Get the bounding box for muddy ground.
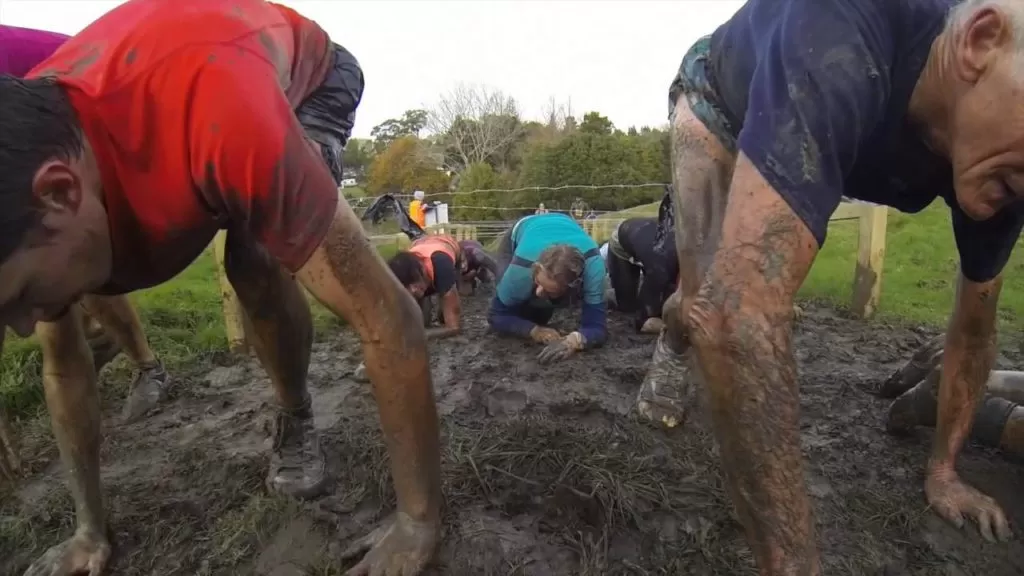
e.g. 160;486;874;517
3;292;1024;576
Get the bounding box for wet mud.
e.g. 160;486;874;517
3;293;1024;575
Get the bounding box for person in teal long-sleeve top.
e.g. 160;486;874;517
488;213;607;364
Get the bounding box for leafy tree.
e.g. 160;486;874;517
366;136;451;197
370;109;430;153
579;112;614;135
342;138;374;177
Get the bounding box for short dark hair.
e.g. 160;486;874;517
0;75;83;263
388;251;425;287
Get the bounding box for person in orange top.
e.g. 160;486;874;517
408;189;428;229
0;1;441;574
388;234;465;340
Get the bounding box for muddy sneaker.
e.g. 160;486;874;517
121;360;170;424
876;334;945;398
635;332;691;428
266;406;328;499
885;370;940;435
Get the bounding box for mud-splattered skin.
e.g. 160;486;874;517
667;98;820;574
925;276;1011;541
300;206;443;573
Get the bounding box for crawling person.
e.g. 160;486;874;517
604;217;679;334
0;24;170;425
458;239;499;295
639;0;1024;571
1;1;442;574
387;233;465;339
488;212;607;364
883;335;1024;461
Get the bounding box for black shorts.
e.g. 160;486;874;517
295;43;365;185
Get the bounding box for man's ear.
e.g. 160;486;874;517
32;160;82;214
955;5;1013;84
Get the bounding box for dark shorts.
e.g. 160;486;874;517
295;43;364;185
667;35;738;154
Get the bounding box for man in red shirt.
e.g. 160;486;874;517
0;2;441;575
0;24;170;427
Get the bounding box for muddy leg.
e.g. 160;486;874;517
876;333;945;398
224;230;326;499
81;294;170;423
24;307;112;576
887;368;1024;459
635;92;735;428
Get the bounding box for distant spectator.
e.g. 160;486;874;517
409;190;428;229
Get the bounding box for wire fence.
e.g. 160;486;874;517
351;183;668;244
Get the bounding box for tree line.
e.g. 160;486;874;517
342;84;671;221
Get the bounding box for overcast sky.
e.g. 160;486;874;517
0;0;744;139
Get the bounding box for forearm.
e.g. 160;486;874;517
930;276;1001;473
577;301;607;347
298;228;442;523
690;301;816;572
488;297;536;339
426;299;461;341
36;312;106;534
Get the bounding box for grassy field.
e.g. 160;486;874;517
2;200;1024;422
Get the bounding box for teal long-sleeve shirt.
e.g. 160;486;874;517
488;213;607;346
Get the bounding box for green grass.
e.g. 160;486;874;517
3;201;1024;422
604;199;1024;329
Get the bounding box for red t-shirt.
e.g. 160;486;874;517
28;0;340;294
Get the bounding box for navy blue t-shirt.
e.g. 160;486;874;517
708;0;1024;282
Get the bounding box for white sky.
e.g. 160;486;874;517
0;0;744;139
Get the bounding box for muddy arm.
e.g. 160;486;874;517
425;290;461;340
931;276;999;470
576;257;608;348
488;271;537;339
687;154;819;573
296;204;442;525
35;307;107;537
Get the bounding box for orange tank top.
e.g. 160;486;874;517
409;234;462;283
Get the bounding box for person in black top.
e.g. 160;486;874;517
639;0;1024;569
605;217;678;334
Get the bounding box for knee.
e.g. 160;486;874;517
224;231;279;288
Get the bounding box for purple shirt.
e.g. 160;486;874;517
0;24;68;77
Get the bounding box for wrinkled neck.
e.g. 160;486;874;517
909;31;956;158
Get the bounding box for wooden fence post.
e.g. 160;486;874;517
851;205;888;319
213;230;250;354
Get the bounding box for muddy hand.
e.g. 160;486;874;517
925;471;1011;542
529;326;561;344
341;512;440;576
537;331;585;365
24;531;111;576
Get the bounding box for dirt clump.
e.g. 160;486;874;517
3;294;1024;575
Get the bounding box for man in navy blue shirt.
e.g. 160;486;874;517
643;0;1024;572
